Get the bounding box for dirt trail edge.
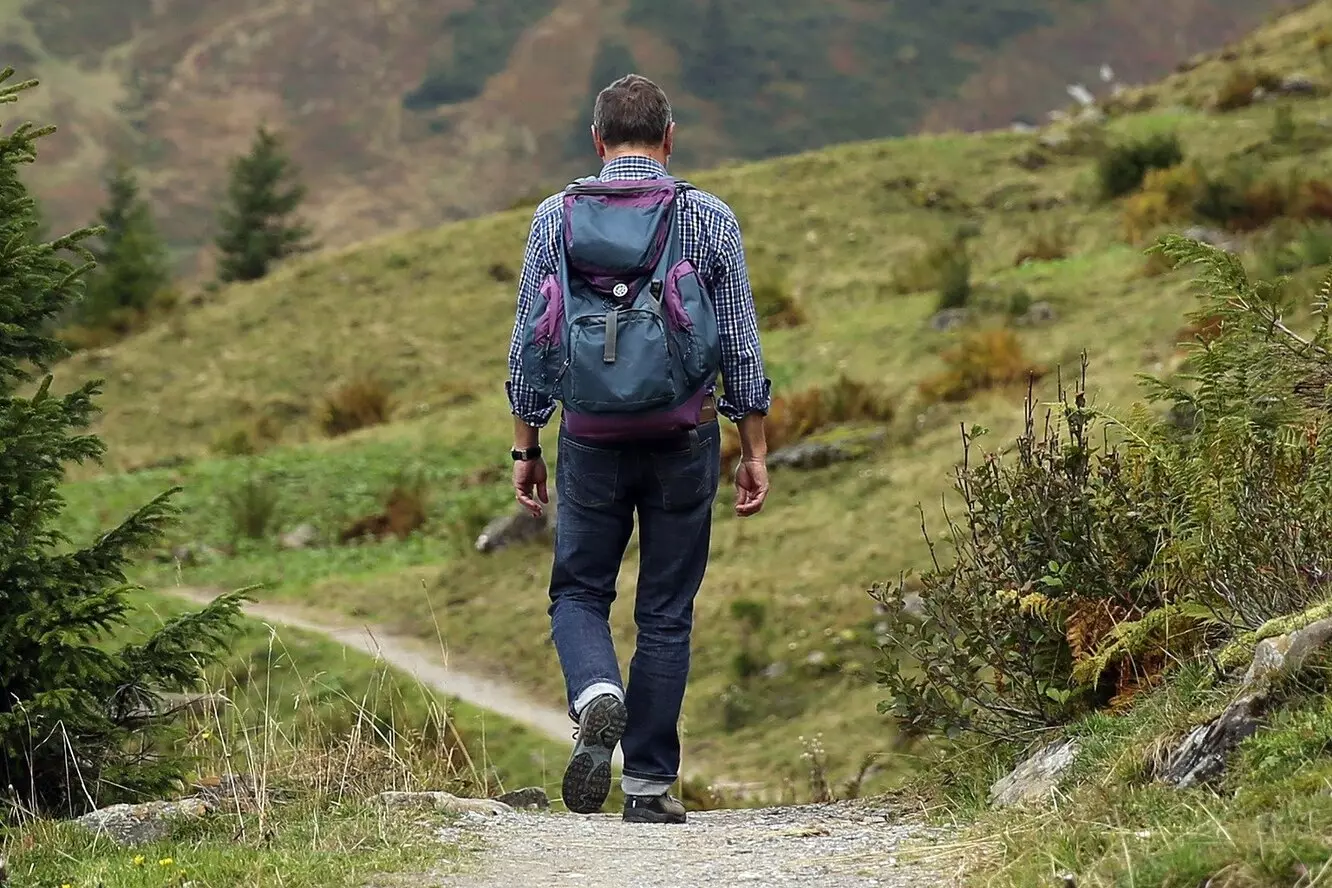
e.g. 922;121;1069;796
433;799;960;888
164;586;588;755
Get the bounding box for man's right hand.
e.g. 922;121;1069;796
734;457;769;517
514;458;549;517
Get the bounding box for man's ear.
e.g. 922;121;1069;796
592;126;606;160
663;121;675;159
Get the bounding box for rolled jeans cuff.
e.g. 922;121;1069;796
621;771;676;798
572;681;624;720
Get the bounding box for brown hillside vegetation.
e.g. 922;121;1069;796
2;0;1295;277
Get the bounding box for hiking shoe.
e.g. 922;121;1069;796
622;792;687;824
561;693;627;814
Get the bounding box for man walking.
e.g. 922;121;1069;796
505;74;771;824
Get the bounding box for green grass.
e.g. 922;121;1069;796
930;668;1332;887
0;589;569;888
3;800;463;888
120;589;569;800
46;0;1332;801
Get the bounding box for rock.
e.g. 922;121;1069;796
928;308;969;331
988;738;1079;808
279;523;318;550
75;798;213;846
1277;74;1319;96
1012;301;1058;327
1157;616;1332;788
768;441;856;471
1157;693;1263;788
475;505;553;553
373;791;510;816
1244;617;1332;690
495;787;549;810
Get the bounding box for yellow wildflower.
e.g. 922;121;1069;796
159;857;174;866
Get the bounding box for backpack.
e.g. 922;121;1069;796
518;175;722;441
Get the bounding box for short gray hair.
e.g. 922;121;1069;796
592;74;672;149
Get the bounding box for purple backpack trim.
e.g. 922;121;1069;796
533;274;564;347
563;386;710;441
663;259;696;331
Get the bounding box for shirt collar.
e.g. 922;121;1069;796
598;154;669;181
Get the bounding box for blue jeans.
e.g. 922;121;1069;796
548;420;721;797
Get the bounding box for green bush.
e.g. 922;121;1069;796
1097;132;1185;199
874;235;1332;739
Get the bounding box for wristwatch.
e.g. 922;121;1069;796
511;445;543;462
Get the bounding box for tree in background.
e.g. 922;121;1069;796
0;68;246;816
75;161;172;333
214;124;312;283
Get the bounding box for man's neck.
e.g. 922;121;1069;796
602;147;668;167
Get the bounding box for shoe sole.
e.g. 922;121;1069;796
562;696;627;815
622;809;687;825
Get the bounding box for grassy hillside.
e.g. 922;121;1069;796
50;0;1332;800
0;0;1296;273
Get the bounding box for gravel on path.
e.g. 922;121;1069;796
433;799;960;888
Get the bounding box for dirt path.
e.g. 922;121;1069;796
166;586;596;758
433;799;960;887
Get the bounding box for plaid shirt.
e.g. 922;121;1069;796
505;155;772;427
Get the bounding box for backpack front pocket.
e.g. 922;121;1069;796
566;308;679;412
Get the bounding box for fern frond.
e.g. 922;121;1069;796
1070;602;1221;687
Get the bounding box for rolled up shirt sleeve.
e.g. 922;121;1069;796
710;213;773;422
505;203;560;427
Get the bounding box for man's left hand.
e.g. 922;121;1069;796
514;458;549;517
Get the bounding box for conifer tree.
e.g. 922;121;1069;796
214;124;312;283
78;160;171;329
0;69;246;816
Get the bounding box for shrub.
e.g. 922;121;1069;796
1213;67;1281;112
720;374;894;466
0;71;245;815
225;474;283;544
918;329;1046;403
1014;226;1071;266
874;235;1332;740
1193;166;1305;232
873;375;1178;736
339;474;429;545
319;375;395;437
1097;132;1184;199
1121;163;1203;243
934;246;971;312
212;414;281;456
750;275;806;328
891;226;977;298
